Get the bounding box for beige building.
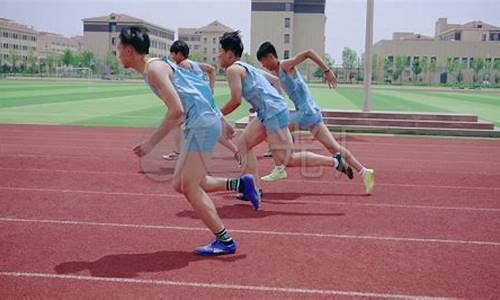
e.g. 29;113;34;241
37;32;82;59
251;0;326;79
0;18;37;66
82;13;175;63
178;21;234;70
372;18;500;84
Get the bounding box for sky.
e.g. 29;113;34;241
1;0;499;63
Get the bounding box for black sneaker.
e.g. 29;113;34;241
335;153;354;179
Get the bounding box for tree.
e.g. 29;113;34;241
62;49;75;66
313;53;334;80
420;56;429;83
342;47;357;83
75;50;95;69
45;53;56;75
393;55;405;82
472;57;485;85
371;54;383;81
447;57;463;85
241;53;257;67
412;57;422;82
9;49;19;72
27;49;37;73
383;57;393;83
190;51;203;63
104;51;120;74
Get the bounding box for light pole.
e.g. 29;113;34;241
363;0;374;112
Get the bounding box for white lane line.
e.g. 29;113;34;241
0;271;454;299
1;216;500;247
2;141;500;159
1;166;498;181
0;166;498;190
2;127;499;149
1;186;500;213
2;151;499;167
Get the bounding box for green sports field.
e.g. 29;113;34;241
0;79;499;128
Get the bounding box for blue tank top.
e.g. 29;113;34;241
188;60;205;80
235;61;288;121
143;58;219;129
278;67;319;114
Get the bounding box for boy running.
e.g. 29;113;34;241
257;42;374;194
218;31;353;194
163;40;240;163
118;26;260;256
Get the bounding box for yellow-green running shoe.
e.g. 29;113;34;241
364;169;375;194
261;167;287;182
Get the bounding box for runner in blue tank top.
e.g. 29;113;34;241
163;40;240;163
256;42;375;194
218;31;354;195
117;26;260;256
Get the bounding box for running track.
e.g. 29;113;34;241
1;124;500;299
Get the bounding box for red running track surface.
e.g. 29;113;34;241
1;124;500;299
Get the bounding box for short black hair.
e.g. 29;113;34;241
119;26;150;55
256;41;278;61
220;31;243;58
170;40;189;58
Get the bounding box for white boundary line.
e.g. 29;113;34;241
2;142;500;159
1;186;500;213
1;216;500;247
1;166;498;182
2;150;500;167
1;127;499;149
0;271;454;299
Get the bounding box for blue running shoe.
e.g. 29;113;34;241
195;239;237;256
240;174;261;210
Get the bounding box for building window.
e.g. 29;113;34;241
212;57;216;62
490;32;500;41
405;56;411;67
2;32;8;38
22;45;28;51
203;56;207;62
462;57;469;68
482;34;487;41
486;58;492;67
387;55;394;66
284;34;290;44
204;47;207;54
285;17;290;29
212;48;216;54
454;32;461;41
431;56;437;64
204;37;207;44
284;50;290;59
2;43;8;49
212;37;216;44
194;45;200;50
111;37;116;46
22;35;27;40
13;33;18;39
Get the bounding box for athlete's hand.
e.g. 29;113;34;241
223;121;236;139
325;70;337;89
133;141;154;157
